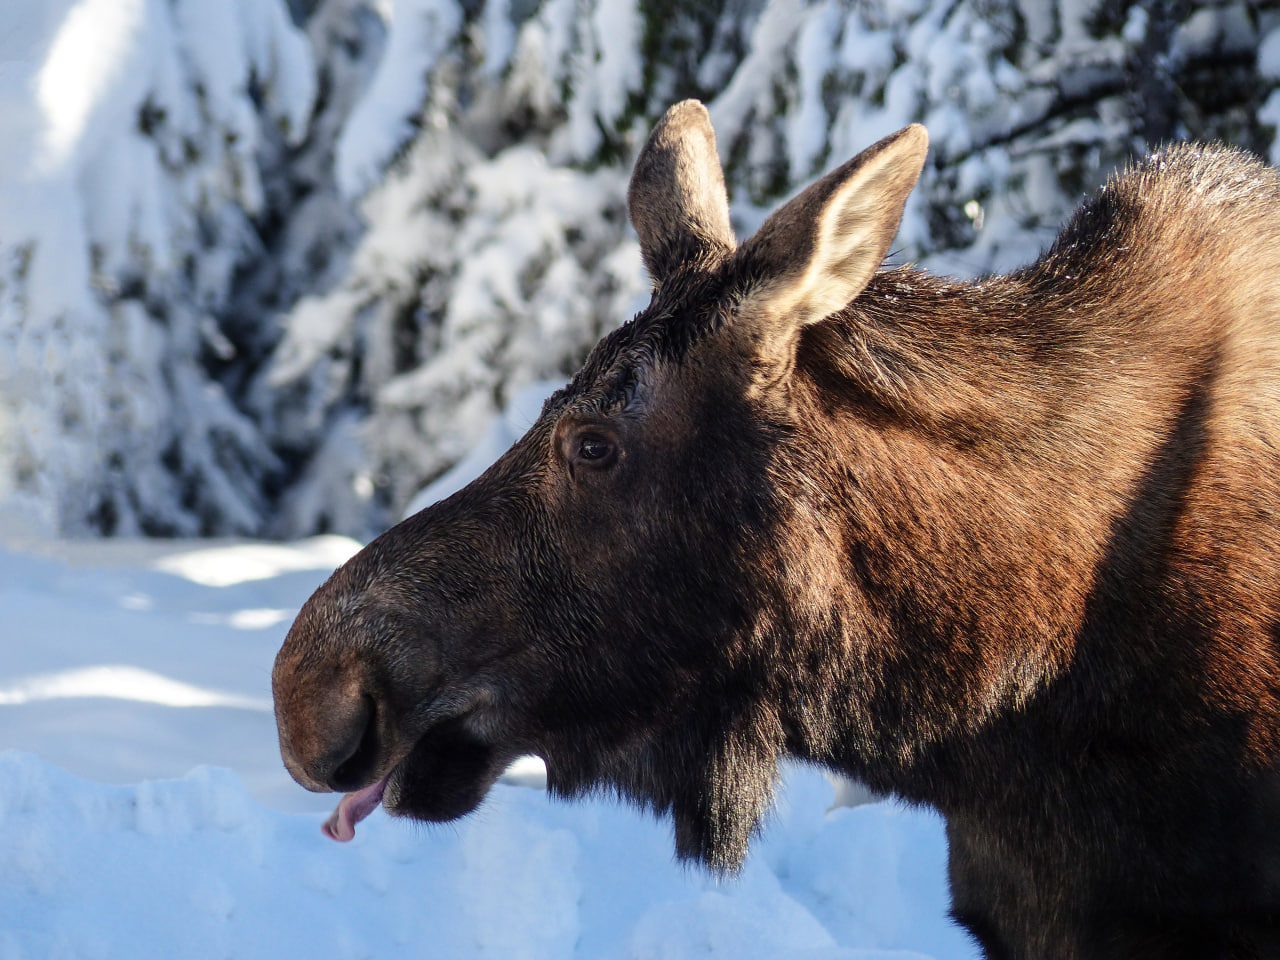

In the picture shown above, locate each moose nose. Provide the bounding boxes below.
[274,656,386,793]
[317,694,382,792]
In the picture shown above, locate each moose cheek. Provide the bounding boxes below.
[383,717,505,823]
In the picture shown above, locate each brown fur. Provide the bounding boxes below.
[274,102,1280,958]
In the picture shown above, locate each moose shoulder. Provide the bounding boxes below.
[273,100,1280,958]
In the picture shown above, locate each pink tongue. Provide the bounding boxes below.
[322,777,389,842]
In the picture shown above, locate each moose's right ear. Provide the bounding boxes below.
[628,101,737,290]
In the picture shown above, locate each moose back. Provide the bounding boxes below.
[273,101,1280,958]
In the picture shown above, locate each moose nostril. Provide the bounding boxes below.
[326,695,381,792]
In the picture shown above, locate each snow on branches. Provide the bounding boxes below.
[2,0,1278,538]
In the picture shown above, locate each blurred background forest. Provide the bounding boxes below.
[2,0,1277,543]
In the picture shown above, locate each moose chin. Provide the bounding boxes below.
[274,99,1280,959]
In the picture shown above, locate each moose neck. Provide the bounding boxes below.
[774,265,1213,807]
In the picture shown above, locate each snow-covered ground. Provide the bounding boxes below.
[0,522,979,958]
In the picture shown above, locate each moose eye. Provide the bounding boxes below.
[557,420,620,474]
[576,435,615,465]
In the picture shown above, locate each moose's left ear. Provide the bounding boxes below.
[735,124,928,343]
[628,100,737,291]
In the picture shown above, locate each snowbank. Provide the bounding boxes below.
[0,750,970,960]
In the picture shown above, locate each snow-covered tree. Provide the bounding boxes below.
[0,0,316,536]
[2,0,1278,539]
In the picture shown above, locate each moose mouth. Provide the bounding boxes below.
[321,714,508,842]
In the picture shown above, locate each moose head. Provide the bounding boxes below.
[273,101,928,870]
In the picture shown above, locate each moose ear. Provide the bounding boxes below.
[628,100,737,290]
[735,124,928,343]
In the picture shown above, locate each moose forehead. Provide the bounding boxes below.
[543,261,741,421]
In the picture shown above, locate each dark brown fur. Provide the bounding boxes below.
[274,101,1280,958]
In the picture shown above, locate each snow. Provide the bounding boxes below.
[479,0,517,78]
[1263,90,1280,167]
[10,0,1276,542]
[3,0,313,272]
[1173,5,1256,62]
[335,0,463,197]
[589,0,643,131]
[402,380,561,515]
[550,0,645,162]
[0,665,269,710]
[1260,25,1280,81]
[0,524,978,958]
[787,1,841,180]
[0,748,962,959]
[0,0,315,538]
[708,0,809,165]
[151,535,361,587]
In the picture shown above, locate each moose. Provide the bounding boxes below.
[273,100,1280,958]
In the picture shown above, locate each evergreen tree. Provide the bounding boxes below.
[2,0,1276,539]
[0,0,317,536]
